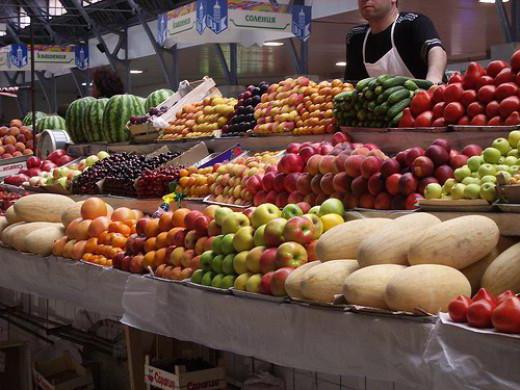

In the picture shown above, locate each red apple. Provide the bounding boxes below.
[296,202,311,214]
[246,175,263,193]
[306,154,322,175]
[449,154,468,169]
[284,173,300,193]
[344,155,365,177]
[193,214,210,236]
[112,252,125,269]
[27,167,42,177]
[425,144,450,166]
[275,242,308,268]
[360,156,382,179]
[260,272,275,295]
[270,267,294,296]
[432,138,452,153]
[367,172,384,195]
[283,216,315,245]
[278,153,305,174]
[318,155,338,174]
[310,174,323,194]
[332,172,351,193]
[253,191,267,206]
[273,173,286,192]
[351,176,369,197]
[335,152,350,172]
[299,146,316,163]
[385,173,402,195]
[296,173,312,193]
[412,156,434,178]
[399,173,418,195]
[26,156,41,168]
[185,210,204,231]
[396,150,408,167]
[462,144,483,157]
[359,193,375,209]
[40,161,57,172]
[121,256,131,272]
[405,147,425,167]
[265,190,277,204]
[288,191,305,204]
[260,248,278,274]
[319,144,334,155]
[332,132,349,145]
[303,193,317,206]
[262,172,276,191]
[380,158,401,177]
[434,164,454,185]
[275,192,289,208]
[286,143,300,154]
[319,173,335,195]
[374,192,391,210]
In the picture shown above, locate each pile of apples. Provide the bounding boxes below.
[402,50,520,127]
[0,119,34,159]
[253,77,353,136]
[52,198,142,267]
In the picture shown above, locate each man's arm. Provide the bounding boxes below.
[426,46,447,84]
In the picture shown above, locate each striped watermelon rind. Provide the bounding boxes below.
[84,98,108,142]
[36,115,66,131]
[145,89,174,111]
[65,97,96,143]
[102,94,145,143]
[23,111,47,126]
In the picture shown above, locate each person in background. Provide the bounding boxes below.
[91,68,125,98]
[344,0,447,83]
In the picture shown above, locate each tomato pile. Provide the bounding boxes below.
[401,50,520,127]
[448,288,520,334]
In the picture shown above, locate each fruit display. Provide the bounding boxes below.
[144,88,174,112]
[36,114,66,131]
[175,166,215,199]
[65,96,96,143]
[159,97,237,141]
[22,111,46,126]
[334,75,432,128]
[405,50,520,127]
[222,82,269,136]
[253,77,352,136]
[448,288,520,334]
[135,165,182,198]
[102,94,146,143]
[0,120,34,159]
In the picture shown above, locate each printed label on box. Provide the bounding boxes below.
[145,365,175,390]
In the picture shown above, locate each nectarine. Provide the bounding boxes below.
[81,197,108,219]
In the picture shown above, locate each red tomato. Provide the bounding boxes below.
[499,96,520,118]
[398,108,415,128]
[448,73,463,84]
[477,85,496,104]
[495,67,515,85]
[476,75,495,89]
[415,111,433,127]
[443,83,464,103]
[448,295,472,322]
[467,102,484,118]
[472,288,496,304]
[492,296,520,334]
[463,62,485,89]
[511,49,520,72]
[444,102,465,124]
[497,290,516,305]
[460,90,477,107]
[486,100,500,117]
[487,60,508,78]
[432,117,446,127]
[488,116,503,126]
[495,82,518,101]
[410,91,432,116]
[432,102,446,119]
[457,115,470,125]
[432,85,446,104]
[467,299,496,328]
[516,72,520,88]
[470,114,487,126]
[505,111,520,125]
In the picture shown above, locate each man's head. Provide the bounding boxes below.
[358,0,398,22]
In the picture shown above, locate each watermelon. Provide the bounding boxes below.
[65,97,96,143]
[35,115,66,131]
[102,94,145,143]
[23,111,46,126]
[84,98,108,142]
[145,89,174,112]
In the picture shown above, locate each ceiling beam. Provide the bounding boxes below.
[18,0,58,42]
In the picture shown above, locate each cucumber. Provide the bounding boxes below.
[382,76,409,89]
[376,94,386,104]
[374,103,389,116]
[390,112,404,127]
[357,110,367,121]
[387,98,411,119]
[388,89,412,104]
[367,78,378,89]
[374,86,384,95]
[404,80,419,91]
[365,89,374,100]
[381,86,406,100]
[376,74,392,85]
[367,102,377,112]
[356,77,375,92]
[410,79,434,89]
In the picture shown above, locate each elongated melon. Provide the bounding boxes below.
[284,261,320,299]
[9,223,62,252]
[461,249,498,294]
[14,194,76,223]
[481,242,520,295]
[384,264,471,313]
[300,260,359,303]
[6,206,23,224]
[24,226,65,256]
[343,264,406,309]
[61,201,85,228]
[316,218,393,261]
[1,222,25,246]
[408,216,499,269]
[0,217,8,234]
[357,213,441,267]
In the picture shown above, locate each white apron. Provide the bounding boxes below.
[362,17,414,78]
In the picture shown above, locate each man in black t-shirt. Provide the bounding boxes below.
[344,0,447,83]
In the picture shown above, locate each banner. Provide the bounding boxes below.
[159,0,312,48]
[0,44,89,72]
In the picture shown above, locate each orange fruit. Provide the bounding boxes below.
[144,237,157,253]
[156,232,169,249]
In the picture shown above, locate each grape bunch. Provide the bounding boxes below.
[71,152,179,194]
[135,165,182,198]
[129,106,169,125]
[222,82,269,136]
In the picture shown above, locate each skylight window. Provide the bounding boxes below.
[19,9,30,28]
[49,0,66,17]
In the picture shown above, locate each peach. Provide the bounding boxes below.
[144,218,160,238]
[81,197,108,219]
[144,237,157,252]
[181,249,195,268]
[154,248,168,268]
[180,267,193,279]
[111,234,127,249]
[169,247,184,266]
[111,207,134,222]
[158,212,174,232]
[85,237,98,253]
[171,267,183,280]
[143,251,156,268]
[88,216,110,238]
[71,240,87,260]
[14,142,25,152]
[172,208,190,227]
[52,236,68,256]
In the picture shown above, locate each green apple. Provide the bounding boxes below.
[483,147,501,164]
[200,250,214,270]
[211,235,224,255]
[211,255,224,274]
[201,271,215,286]
[498,157,506,164]
[424,183,442,199]
[56,177,68,188]
[97,151,110,160]
[250,203,281,228]
[501,171,512,183]
[478,163,496,178]
[509,165,520,175]
[508,148,519,158]
[221,275,236,289]
[505,156,518,166]
[467,156,483,172]
[233,226,254,252]
[481,175,497,184]
[233,251,249,274]
[492,138,512,156]
[462,177,481,185]
[508,130,520,147]
[214,207,233,226]
[246,246,265,273]
[302,214,324,239]
[281,204,303,219]
[246,273,262,293]
[253,224,266,247]
[309,206,321,216]
[191,269,204,284]
[211,274,224,288]
[480,182,497,202]
[222,212,251,234]
[234,272,251,290]
[220,234,235,255]
[85,155,99,167]
[222,254,235,275]
[496,164,509,173]
[471,172,480,178]
[454,166,472,181]
[442,178,456,195]
[451,183,466,200]
[319,198,345,216]
[463,183,481,200]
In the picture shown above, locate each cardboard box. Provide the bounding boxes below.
[163,142,209,169]
[33,352,94,390]
[144,360,226,390]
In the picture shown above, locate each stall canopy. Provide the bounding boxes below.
[0,44,89,72]
[158,0,312,49]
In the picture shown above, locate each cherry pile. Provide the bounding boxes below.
[135,165,182,198]
[222,82,269,136]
